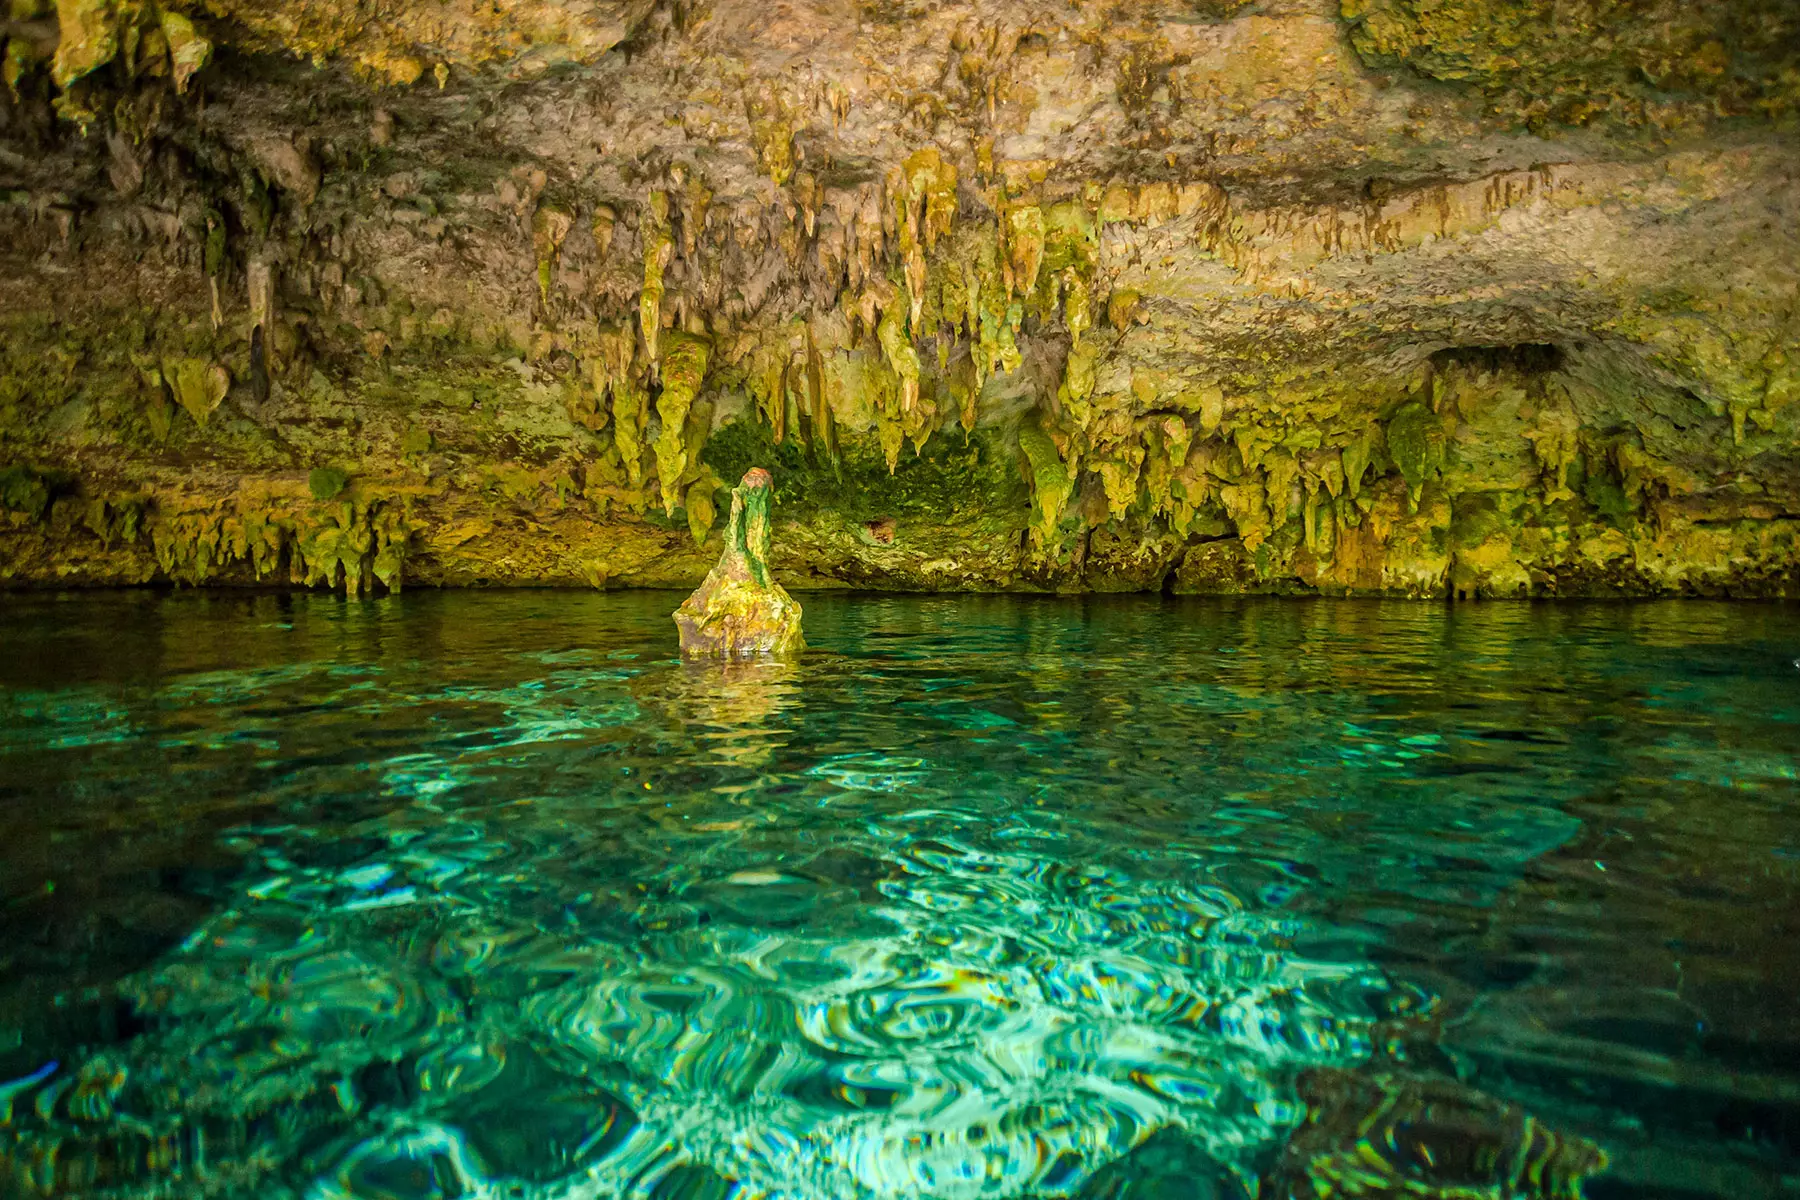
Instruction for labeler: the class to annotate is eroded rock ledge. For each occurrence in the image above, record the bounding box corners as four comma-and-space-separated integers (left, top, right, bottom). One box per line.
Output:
2, 0, 1796, 596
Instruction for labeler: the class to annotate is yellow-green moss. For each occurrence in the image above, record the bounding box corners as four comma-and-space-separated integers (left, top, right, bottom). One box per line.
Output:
308, 466, 349, 500
1340, 0, 1800, 129
876, 304, 922, 428
532, 205, 573, 307
1385, 400, 1444, 509
654, 332, 711, 515
162, 357, 229, 426
1018, 422, 1074, 549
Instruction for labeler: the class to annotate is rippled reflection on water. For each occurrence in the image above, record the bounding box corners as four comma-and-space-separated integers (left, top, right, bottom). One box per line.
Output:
1, 592, 1797, 1199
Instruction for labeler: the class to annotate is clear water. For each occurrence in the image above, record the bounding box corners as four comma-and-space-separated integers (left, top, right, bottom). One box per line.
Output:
1, 591, 1797, 1200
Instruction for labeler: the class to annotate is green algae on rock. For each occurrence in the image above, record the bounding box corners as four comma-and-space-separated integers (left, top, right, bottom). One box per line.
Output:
674, 468, 803, 659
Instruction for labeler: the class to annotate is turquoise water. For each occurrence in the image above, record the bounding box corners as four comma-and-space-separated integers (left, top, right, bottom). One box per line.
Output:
1, 591, 1797, 1199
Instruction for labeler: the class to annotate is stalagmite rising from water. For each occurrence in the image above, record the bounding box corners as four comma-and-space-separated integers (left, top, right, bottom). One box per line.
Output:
674, 468, 804, 658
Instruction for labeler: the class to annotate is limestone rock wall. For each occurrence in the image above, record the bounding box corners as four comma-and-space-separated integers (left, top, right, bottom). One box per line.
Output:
2, 0, 1796, 595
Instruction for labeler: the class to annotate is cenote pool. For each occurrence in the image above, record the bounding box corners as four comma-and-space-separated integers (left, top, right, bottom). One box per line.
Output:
1, 592, 1796, 1200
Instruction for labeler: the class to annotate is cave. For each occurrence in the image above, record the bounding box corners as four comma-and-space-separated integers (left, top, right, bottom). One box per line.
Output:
2, 2, 1797, 1197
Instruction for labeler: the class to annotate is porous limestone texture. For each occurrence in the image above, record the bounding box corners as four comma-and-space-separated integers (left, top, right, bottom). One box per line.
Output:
675, 467, 805, 657
1, 0, 1797, 596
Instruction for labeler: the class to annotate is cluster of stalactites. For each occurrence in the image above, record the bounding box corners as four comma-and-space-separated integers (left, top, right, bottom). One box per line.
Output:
127, 492, 418, 594
551, 148, 1182, 523
4, 0, 212, 124
1018, 371, 1454, 560
534, 140, 1373, 566
1016, 356, 1714, 575
1017, 397, 1387, 555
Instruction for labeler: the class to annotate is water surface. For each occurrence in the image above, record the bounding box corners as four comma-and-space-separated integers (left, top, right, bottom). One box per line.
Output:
1, 592, 1797, 1199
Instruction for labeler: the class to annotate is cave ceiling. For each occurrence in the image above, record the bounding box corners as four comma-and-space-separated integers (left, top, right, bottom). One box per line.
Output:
1, 0, 1796, 595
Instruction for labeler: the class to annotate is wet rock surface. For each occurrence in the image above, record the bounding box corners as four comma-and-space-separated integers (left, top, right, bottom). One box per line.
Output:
0, 0, 1796, 596
675, 467, 806, 657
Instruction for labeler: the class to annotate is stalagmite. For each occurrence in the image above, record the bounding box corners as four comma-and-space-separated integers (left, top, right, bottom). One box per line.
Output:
674, 468, 804, 658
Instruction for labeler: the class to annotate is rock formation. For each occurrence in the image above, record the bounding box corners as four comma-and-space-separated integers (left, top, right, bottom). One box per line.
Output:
674, 467, 804, 657
0, 0, 1796, 596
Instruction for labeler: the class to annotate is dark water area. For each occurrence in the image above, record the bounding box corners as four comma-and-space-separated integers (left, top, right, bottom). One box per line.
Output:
1, 591, 1796, 1200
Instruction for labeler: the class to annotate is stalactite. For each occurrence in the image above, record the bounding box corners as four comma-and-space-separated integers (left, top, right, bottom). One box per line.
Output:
640, 191, 673, 366
654, 333, 711, 515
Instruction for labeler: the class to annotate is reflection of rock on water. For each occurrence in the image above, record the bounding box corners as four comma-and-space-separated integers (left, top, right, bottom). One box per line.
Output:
634, 658, 800, 767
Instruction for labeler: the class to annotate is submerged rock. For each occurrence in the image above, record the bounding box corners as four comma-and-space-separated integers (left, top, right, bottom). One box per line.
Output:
1265, 1068, 1610, 1200
674, 469, 803, 659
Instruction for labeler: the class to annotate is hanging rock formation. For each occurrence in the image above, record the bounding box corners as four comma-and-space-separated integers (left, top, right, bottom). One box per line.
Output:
674, 467, 804, 658
0, 0, 1797, 597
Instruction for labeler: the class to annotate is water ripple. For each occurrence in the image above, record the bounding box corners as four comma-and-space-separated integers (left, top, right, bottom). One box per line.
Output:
3, 592, 1789, 1199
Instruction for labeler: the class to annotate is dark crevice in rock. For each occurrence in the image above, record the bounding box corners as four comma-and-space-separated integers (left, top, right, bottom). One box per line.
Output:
1430, 344, 1567, 377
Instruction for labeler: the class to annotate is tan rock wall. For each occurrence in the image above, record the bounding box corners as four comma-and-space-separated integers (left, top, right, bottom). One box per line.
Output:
2, 0, 1795, 595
